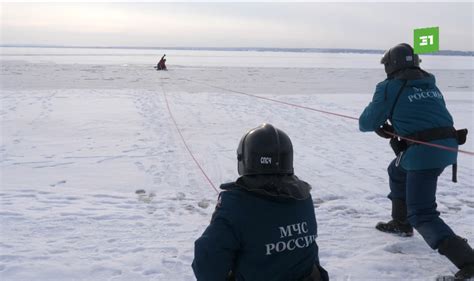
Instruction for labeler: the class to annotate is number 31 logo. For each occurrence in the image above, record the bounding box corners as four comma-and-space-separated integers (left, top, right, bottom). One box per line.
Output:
414, 27, 439, 54
420, 35, 434, 46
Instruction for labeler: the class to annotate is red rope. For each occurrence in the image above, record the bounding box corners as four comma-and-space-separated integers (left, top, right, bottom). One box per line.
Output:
162, 89, 219, 194
185, 78, 473, 156
384, 132, 474, 156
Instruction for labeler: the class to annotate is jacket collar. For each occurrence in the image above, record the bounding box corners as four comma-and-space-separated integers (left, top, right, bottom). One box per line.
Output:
232, 174, 312, 201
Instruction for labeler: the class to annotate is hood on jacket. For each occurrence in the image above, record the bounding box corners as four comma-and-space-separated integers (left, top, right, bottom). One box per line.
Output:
233, 174, 312, 200
389, 67, 431, 81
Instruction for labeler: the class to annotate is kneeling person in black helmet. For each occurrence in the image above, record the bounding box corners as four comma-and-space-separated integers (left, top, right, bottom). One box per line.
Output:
192, 123, 329, 281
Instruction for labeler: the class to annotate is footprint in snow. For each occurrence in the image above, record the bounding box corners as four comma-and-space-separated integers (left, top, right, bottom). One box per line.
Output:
134, 161, 145, 171
50, 180, 67, 187
176, 192, 186, 200
135, 189, 156, 204
383, 240, 426, 255
197, 199, 210, 209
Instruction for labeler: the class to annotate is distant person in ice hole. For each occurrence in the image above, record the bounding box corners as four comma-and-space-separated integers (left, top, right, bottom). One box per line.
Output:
359, 43, 473, 279
192, 123, 329, 281
156, 54, 167, 70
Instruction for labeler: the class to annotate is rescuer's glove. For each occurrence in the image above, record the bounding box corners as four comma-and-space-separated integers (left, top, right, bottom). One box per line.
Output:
375, 123, 395, 139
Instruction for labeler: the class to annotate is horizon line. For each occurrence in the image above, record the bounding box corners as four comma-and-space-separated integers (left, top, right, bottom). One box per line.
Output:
1, 44, 473, 56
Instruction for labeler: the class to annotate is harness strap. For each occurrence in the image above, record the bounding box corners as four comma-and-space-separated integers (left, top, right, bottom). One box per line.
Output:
389, 80, 408, 121
453, 163, 458, 183
405, 127, 457, 146
404, 126, 468, 183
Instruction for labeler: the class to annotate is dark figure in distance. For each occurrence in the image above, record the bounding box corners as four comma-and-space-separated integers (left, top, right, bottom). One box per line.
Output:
359, 43, 473, 280
156, 54, 167, 70
192, 123, 329, 281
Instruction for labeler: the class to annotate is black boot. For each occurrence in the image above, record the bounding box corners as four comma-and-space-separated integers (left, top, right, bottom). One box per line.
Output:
376, 220, 414, 237
376, 198, 414, 237
438, 236, 474, 280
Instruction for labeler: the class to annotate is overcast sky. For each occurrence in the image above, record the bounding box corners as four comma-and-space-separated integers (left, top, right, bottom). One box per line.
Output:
1, 2, 473, 51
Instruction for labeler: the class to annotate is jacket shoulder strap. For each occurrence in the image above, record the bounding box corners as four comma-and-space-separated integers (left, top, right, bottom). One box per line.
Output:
389, 80, 408, 121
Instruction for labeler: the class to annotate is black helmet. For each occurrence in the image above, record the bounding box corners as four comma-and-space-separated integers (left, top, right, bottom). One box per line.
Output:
381, 43, 421, 75
237, 123, 294, 176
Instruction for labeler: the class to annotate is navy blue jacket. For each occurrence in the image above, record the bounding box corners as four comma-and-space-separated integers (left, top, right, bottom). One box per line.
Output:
192, 175, 328, 281
359, 70, 457, 170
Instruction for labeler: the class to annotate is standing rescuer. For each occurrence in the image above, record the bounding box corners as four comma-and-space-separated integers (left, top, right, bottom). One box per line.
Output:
192, 123, 329, 281
359, 43, 473, 279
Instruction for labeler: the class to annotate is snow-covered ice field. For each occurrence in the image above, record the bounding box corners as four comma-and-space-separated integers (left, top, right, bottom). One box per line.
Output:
1, 48, 473, 281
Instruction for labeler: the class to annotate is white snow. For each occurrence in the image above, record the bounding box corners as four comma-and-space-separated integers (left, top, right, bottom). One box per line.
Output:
1, 49, 473, 281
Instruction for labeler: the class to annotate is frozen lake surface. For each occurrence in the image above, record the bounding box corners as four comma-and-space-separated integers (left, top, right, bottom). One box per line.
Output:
1, 48, 473, 280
